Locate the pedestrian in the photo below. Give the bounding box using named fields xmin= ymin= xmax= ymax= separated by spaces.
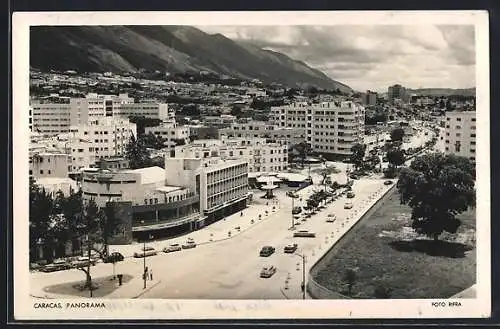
xmin=150 ymin=269 xmax=153 ymax=281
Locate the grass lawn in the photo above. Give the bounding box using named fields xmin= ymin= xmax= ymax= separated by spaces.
xmin=43 ymin=274 xmax=134 ymax=298
xmin=313 ymin=189 xmax=476 ymax=299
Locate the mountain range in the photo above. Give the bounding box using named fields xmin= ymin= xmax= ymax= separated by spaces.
xmin=406 ymin=88 xmax=476 ymax=97
xmin=30 ymin=26 xmax=352 ymax=93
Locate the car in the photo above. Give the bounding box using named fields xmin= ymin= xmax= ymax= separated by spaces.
xmin=293 ymin=230 xmax=316 ymax=238
xmin=284 ymin=243 xmax=298 ymax=253
xmin=163 ymin=243 xmax=182 ymax=253
xmin=103 ymin=252 xmax=124 ymax=263
xmin=344 ymin=202 xmax=354 ymax=209
xmin=40 ymin=259 xmax=72 ymax=272
xmin=292 ymin=206 xmax=302 ymax=215
xmin=259 ymin=246 xmax=275 ymax=257
xmin=326 ymin=214 xmax=336 ymax=223
xmin=182 ymin=238 xmax=197 ymax=249
xmin=349 ymin=174 xmax=359 ymax=180
xmin=346 ymin=191 xmax=355 ymax=198
xmin=133 ymin=246 xmax=158 ymax=258
xmin=384 ymin=180 xmax=393 ymax=185
xmin=71 ymin=256 xmax=96 ymax=268
xmin=260 ymin=266 xmax=277 ymax=278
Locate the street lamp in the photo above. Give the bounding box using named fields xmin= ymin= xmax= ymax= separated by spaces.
xmin=289 ymin=191 xmax=299 ymax=230
xmin=293 ymin=252 xmax=307 ymax=300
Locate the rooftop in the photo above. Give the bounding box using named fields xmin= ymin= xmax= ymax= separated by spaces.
xmin=123 ymin=166 xmax=165 ymax=185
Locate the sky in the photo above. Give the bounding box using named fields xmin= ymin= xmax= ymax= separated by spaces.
xmin=197 ymin=25 xmax=475 ymax=92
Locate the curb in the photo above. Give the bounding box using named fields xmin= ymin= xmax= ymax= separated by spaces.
xmin=133 ymin=280 xmax=163 ymax=299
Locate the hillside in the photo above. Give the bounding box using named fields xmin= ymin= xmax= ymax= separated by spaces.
xmin=407 ymin=88 xmax=476 ymax=97
xmin=30 ymin=26 xmax=352 ymax=93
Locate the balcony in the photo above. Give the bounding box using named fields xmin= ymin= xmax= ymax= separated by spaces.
xmin=132 ymin=212 xmax=200 ymax=232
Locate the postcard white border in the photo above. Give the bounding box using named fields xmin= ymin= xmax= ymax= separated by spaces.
xmin=13 ymin=10 xmax=490 ymax=320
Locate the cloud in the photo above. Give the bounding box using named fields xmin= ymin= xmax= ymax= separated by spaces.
xmin=198 ymin=25 xmax=475 ymax=91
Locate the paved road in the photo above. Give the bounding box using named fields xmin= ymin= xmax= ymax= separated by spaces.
xmin=31 ymin=179 xmax=391 ymax=299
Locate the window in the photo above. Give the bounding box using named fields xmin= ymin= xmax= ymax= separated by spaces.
xmin=456 ymin=118 xmax=462 ymax=121
xmin=144 ymin=199 xmax=148 ymax=205
xmin=456 ymin=133 xmax=461 ymax=137
xmin=471 ymin=118 xmax=476 ymax=122
xmin=456 ymin=125 xmax=461 ymax=129
xmin=471 ymin=133 xmax=476 ymax=138
xmin=471 ymin=141 xmax=476 ymax=145
xmin=48 ymin=170 xmax=51 ymax=174
xmin=40 ymin=170 xmax=44 ymax=174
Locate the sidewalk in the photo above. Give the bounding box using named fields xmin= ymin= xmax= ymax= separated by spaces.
xmin=279 ymin=181 xmax=395 ymax=300
xmin=109 ymin=200 xmax=282 ymax=258
xmin=107 ymin=276 xmax=162 ymax=299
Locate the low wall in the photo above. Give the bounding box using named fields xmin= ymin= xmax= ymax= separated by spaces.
xmin=307 ymin=184 xmax=398 ymax=299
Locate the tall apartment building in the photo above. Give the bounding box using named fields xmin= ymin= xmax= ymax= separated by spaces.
xmin=363 ymin=90 xmax=378 ymax=106
xmin=269 ymin=101 xmax=365 ymax=158
xmin=388 ymin=84 xmax=409 ymax=104
xmin=168 ymin=136 xmax=288 ymax=173
xmin=442 ymin=111 xmax=476 ymax=162
xmin=165 ymin=157 xmax=249 ymax=225
xmin=30 ymin=93 xmax=170 ymax=136
xmin=218 ymin=120 xmax=306 ymax=145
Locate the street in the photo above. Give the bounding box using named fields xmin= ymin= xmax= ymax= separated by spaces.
xmin=31 ymin=177 xmax=392 ymax=299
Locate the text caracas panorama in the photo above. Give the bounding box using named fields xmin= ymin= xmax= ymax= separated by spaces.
xmin=34 ymin=302 xmax=106 ymax=309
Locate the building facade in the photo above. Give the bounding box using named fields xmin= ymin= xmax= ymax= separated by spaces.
xmin=218 ymin=120 xmax=306 ymax=145
xmin=165 ymin=158 xmax=249 ymax=225
xmin=30 ymin=93 xmax=169 ymax=136
xmin=269 ymin=101 xmax=365 ymax=159
xmin=388 ymin=84 xmax=409 ymax=104
xmin=363 ymin=90 xmax=378 ymax=106
xmin=442 ymin=111 xmax=476 ymax=162
xmin=145 ymin=123 xmax=190 ymax=147
xmin=81 ymin=166 xmax=202 ymax=241
xmin=168 ymin=136 xmax=288 ymax=173
xmin=29 ymin=152 xmax=70 ymax=179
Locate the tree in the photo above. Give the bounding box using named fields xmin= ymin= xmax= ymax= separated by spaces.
xmin=390 ymin=128 xmax=405 ymax=142
xmin=73 ymin=199 xmax=108 ymax=293
xmin=350 ymin=143 xmax=367 ymax=169
xmin=140 ymin=133 xmax=165 ymax=150
xmin=386 ymin=149 xmax=406 ymax=168
xmin=125 ymin=135 xmax=153 ymax=169
xmin=128 ymin=116 xmax=162 ymax=136
xmin=342 ymin=269 xmax=357 ymax=297
xmin=230 ymin=106 xmax=243 ymax=117
xmin=29 ymin=179 xmax=55 ymax=262
xmin=397 ymin=153 xmax=476 ymax=241
xmin=293 ymin=142 xmax=312 ymax=167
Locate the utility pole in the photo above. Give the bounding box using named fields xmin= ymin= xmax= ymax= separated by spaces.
xmin=143 ymin=238 xmax=146 ymax=289
xmin=302 ymin=254 xmax=306 ymax=300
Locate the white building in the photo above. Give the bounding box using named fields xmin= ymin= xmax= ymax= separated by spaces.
xmin=31 ymin=117 xmax=137 ymax=172
xmin=168 ymin=136 xmax=288 ymax=173
xmin=145 ymin=123 xmax=190 ymax=147
xmin=442 ymin=111 xmax=476 ymax=162
xmin=29 ymin=152 xmax=70 ymax=179
xmin=165 ymin=157 xmax=249 ymax=224
xmin=270 ymin=101 xmax=365 ymax=158
xmin=30 ymin=93 xmax=170 ymax=136
xmin=219 ymin=120 xmax=306 ymax=145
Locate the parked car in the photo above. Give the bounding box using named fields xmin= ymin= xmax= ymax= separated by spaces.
xmin=292 ymin=206 xmax=302 ymax=215
xmin=346 ymin=191 xmax=355 ymax=198
xmin=133 ymin=246 xmax=158 ymax=258
xmin=103 ymin=252 xmax=124 ymax=263
xmin=326 ymin=214 xmax=336 ymax=223
xmin=182 ymin=238 xmax=197 ymax=249
xmin=260 ymin=246 xmax=275 ymax=257
xmin=71 ymin=256 xmax=96 ymax=268
xmin=260 ymin=266 xmax=277 ymax=278
xmin=284 ymin=243 xmax=298 ymax=253
xmin=293 ymin=230 xmax=316 ymax=238
xmin=384 ymin=180 xmax=393 ymax=185
xmin=163 ymin=243 xmax=182 ymax=253
xmin=344 ymin=202 xmax=354 ymax=209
